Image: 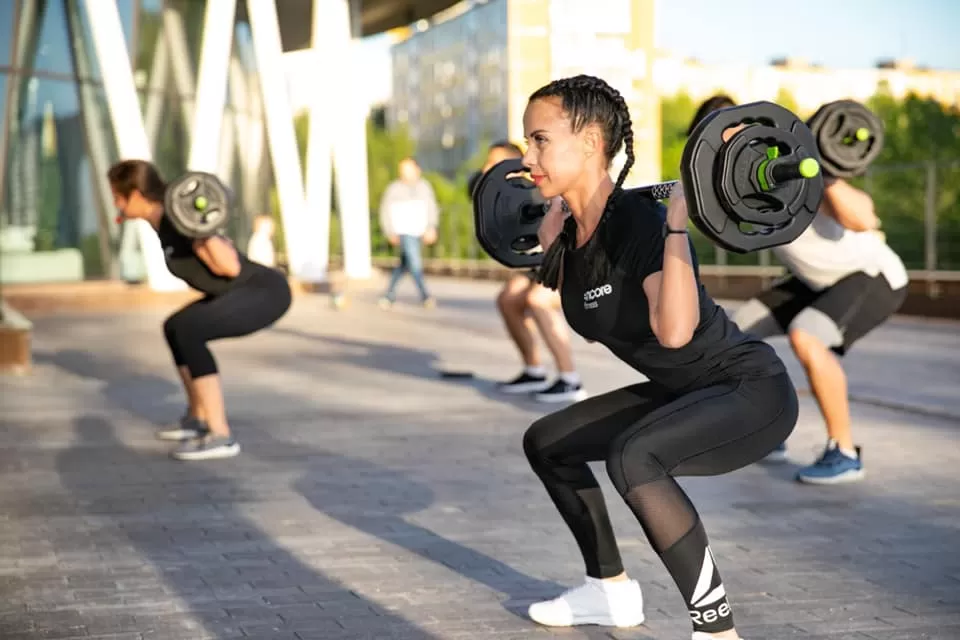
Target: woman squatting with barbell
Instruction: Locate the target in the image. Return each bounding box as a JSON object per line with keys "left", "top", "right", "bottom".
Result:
{"left": 515, "top": 75, "right": 802, "bottom": 639}
{"left": 108, "top": 160, "right": 292, "bottom": 461}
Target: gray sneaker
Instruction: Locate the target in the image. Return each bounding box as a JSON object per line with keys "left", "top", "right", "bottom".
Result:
{"left": 171, "top": 434, "right": 240, "bottom": 461}
{"left": 156, "top": 415, "right": 209, "bottom": 441}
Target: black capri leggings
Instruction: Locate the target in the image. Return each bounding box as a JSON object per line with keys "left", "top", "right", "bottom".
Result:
{"left": 163, "top": 269, "right": 292, "bottom": 378}
{"left": 523, "top": 372, "right": 797, "bottom": 579}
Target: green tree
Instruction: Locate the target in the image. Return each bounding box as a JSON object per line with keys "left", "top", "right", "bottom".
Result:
{"left": 659, "top": 92, "right": 698, "bottom": 181}
{"left": 858, "top": 89, "right": 960, "bottom": 269}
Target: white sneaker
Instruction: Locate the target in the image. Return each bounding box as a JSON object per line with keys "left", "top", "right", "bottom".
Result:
{"left": 692, "top": 632, "right": 744, "bottom": 640}
{"left": 528, "top": 576, "right": 645, "bottom": 628}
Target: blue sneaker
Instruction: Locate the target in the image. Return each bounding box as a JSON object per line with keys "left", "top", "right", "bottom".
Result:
{"left": 796, "top": 439, "right": 864, "bottom": 485}
{"left": 762, "top": 441, "right": 788, "bottom": 463}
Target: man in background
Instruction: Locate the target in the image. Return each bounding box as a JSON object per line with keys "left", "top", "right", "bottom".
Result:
{"left": 378, "top": 157, "right": 439, "bottom": 309}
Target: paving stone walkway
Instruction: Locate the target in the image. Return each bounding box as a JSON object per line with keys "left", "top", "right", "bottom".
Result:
{"left": 1, "top": 278, "right": 958, "bottom": 640}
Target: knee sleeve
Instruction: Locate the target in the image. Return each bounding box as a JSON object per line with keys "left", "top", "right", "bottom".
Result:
{"left": 789, "top": 307, "right": 844, "bottom": 349}
{"left": 732, "top": 299, "right": 783, "bottom": 339}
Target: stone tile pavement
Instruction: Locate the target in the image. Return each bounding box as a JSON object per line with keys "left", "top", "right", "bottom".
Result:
{"left": 1, "top": 277, "right": 958, "bottom": 640}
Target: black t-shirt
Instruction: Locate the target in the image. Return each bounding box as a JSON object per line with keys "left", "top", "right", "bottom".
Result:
{"left": 560, "top": 190, "right": 786, "bottom": 393}
{"left": 157, "top": 214, "right": 262, "bottom": 296}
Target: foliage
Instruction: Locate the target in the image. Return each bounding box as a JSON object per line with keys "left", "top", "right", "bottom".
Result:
{"left": 855, "top": 91, "right": 960, "bottom": 268}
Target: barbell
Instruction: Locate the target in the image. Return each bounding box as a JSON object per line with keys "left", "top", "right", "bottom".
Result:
{"left": 472, "top": 101, "right": 825, "bottom": 269}
{"left": 163, "top": 171, "right": 233, "bottom": 238}
{"left": 806, "top": 100, "right": 884, "bottom": 178}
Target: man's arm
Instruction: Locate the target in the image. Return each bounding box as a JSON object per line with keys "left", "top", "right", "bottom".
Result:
{"left": 821, "top": 178, "right": 881, "bottom": 232}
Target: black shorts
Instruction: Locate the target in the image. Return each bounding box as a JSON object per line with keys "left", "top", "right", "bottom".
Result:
{"left": 740, "top": 271, "right": 907, "bottom": 356}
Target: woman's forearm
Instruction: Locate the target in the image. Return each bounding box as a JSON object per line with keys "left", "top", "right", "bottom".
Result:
{"left": 651, "top": 185, "right": 700, "bottom": 348}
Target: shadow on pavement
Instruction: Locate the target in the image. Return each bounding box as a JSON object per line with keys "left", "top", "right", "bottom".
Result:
{"left": 243, "top": 425, "right": 569, "bottom": 621}
{"left": 38, "top": 348, "right": 591, "bottom": 636}
{"left": 268, "top": 326, "right": 558, "bottom": 415}
{"left": 55, "top": 415, "right": 439, "bottom": 640}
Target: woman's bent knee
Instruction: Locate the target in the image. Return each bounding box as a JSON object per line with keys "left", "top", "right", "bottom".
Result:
{"left": 605, "top": 439, "right": 664, "bottom": 496}
{"left": 523, "top": 414, "right": 564, "bottom": 466}
{"left": 163, "top": 315, "right": 180, "bottom": 343}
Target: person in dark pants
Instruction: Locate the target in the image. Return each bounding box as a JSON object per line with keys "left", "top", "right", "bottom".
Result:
{"left": 516, "top": 75, "right": 798, "bottom": 640}
{"left": 378, "top": 157, "right": 439, "bottom": 309}
{"left": 108, "top": 160, "right": 292, "bottom": 461}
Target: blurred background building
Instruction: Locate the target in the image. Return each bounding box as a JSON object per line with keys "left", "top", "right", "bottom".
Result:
{"left": 389, "top": 0, "right": 661, "bottom": 186}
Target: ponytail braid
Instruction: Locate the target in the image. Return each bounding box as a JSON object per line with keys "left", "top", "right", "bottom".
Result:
{"left": 530, "top": 75, "right": 636, "bottom": 290}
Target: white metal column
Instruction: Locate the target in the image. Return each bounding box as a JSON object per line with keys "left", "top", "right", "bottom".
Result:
{"left": 162, "top": 7, "right": 198, "bottom": 135}
{"left": 304, "top": 2, "right": 335, "bottom": 282}
{"left": 228, "top": 54, "right": 264, "bottom": 219}
{"left": 142, "top": 34, "right": 169, "bottom": 145}
{"left": 188, "top": 0, "right": 237, "bottom": 171}
{"left": 331, "top": 0, "right": 372, "bottom": 279}
{"left": 81, "top": 0, "right": 183, "bottom": 291}
{"left": 246, "top": 0, "right": 321, "bottom": 281}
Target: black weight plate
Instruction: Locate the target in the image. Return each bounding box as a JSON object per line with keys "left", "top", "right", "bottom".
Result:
{"left": 681, "top": 101, "right": 823, "bottom": 253}
{"left": 472, "top": 159, "right": 546, "bottom": 269}
{"left": 807, "top": 100, "right": 884, "bottom": 178}
{"left": 717, "top": 124, "right": 820, "bottom": 229}
{"left": 164, "top": 171, "right": 231, "bottom": 238}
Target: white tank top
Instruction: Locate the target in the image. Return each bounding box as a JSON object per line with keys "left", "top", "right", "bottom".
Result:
{"left": 773, "top": 212, "right": 909, "bottom": 292}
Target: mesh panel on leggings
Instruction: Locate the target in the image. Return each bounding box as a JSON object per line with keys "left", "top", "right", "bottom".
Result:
{"left": 622, "top": 475, "right": 698, "bottom": 554}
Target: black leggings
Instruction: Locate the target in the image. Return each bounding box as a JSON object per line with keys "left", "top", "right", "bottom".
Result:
{"left": 523, "top": 372, "right": 797, "bottom": 633}
{"left": 163, "top": 269, "right": 292, "bottom": 378}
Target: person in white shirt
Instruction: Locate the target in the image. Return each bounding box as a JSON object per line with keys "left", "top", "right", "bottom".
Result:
{"left": 733, "top": 177, "right": 908, "bottom": 485}
{"left": 378, "top": 157, "right": 439, "bottom": 308}
{"left": 246, "top": 214, "right": 276, "bottom": 269}
{"left": 684, "top": 95, "right": 908, "bottom": 486}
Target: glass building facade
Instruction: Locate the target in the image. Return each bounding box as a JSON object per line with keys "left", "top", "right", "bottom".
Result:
{"left": 0, "top": 0, "right": 275, "bottom": 284}
{"left": 390, "top": 0, "right": 509, "bottom": 175}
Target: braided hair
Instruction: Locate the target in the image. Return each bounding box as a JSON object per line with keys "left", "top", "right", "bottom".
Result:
{"left": 530, "top": 75, "right": 635, "bottom": 290}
